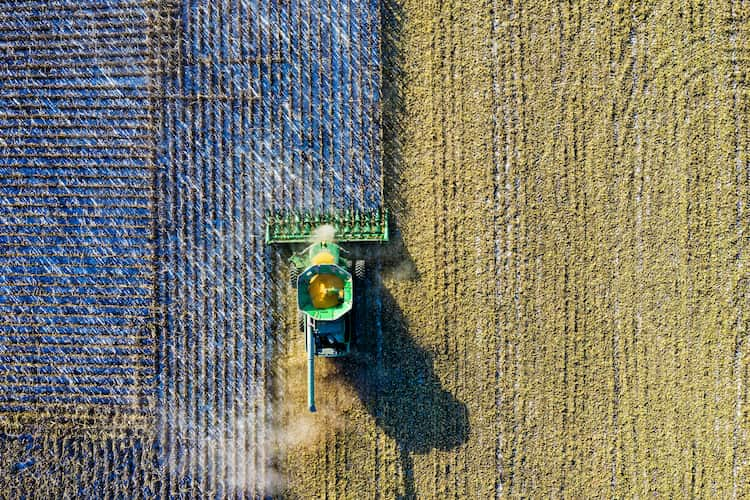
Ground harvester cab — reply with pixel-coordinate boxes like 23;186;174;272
265;209;388;412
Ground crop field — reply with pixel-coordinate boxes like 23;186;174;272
1;0;749;498
366;0;749;497
0;0;381;496
281;0;750;497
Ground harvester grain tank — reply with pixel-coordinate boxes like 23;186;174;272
265;209;388;412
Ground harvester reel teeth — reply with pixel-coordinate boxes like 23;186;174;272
265;208;389;244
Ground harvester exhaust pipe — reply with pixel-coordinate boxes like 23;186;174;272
307;329;316;412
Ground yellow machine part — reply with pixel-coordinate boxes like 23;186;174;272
311;250;335;265
308;273;344;309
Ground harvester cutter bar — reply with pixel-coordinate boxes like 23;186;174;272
265;208;389;244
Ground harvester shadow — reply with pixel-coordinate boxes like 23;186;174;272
340;1;469;497
332;243;469;499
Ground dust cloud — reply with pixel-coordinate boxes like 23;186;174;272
310;224;336;244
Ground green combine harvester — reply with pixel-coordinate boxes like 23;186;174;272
266;209;389;412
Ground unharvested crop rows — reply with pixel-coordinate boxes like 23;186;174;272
1;0;381;497
0;0;158;421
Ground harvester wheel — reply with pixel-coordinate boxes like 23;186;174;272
290;265;299;289
354;260;365;280
298;313;305;333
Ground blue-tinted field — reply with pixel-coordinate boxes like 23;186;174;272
0;0;381;496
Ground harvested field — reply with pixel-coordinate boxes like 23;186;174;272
1;0;749;498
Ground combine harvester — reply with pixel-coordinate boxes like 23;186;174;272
266;209;388;412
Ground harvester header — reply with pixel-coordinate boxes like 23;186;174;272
265;208;389;244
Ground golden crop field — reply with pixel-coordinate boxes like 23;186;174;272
275;0;750;497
